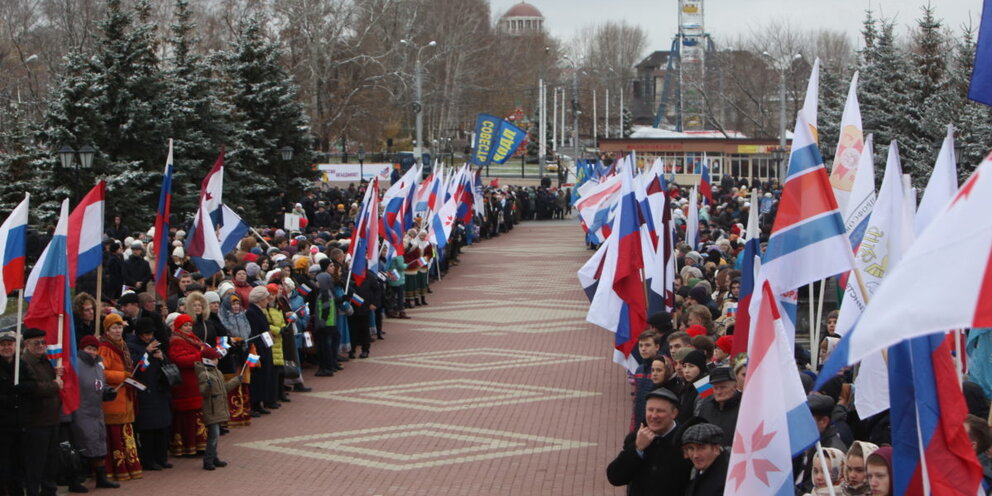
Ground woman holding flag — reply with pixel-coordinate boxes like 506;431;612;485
98;313;143;481
218;292;253;427
72;335;118;490
168;314;213;456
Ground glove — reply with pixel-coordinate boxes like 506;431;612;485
102;387;118;402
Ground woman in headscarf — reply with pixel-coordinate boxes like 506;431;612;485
246;286;277;416
168;314;215;456
99;313;143;481
415;230;434;306
842;441;880;495
219;293;252;427
865;446;893;496
402;229;421;308
803;447;845;496
72;335;118;490
185;291;217;347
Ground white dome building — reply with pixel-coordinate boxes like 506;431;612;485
499;2;545;36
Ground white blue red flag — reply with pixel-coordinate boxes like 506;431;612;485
186;149;226;277
726;281;818;495
24;199;80;414
0;194;29;309
759;111;852;296
218;205;250;255
381;166;419;256
429;196;458;254
698;158;713;205
67;182;104;287
348;176;380;286
693;375;713;399
585;164;646;372
139;352;151;372
732;189;761;356
153;141;174;300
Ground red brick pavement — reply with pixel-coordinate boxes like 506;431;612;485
122;220;629;495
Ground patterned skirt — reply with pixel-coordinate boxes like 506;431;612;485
105;423;143;481
226;380;252;428
170;410;207;456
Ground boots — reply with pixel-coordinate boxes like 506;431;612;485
420;296;428;306
94;466;120;489
398;311;410;319
68;478;89;493
405;299;414;309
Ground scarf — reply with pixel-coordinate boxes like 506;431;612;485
100;335;134;372
219;294;251;340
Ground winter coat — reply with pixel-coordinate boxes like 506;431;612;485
246;304;275;404
191;316;217;350
606;422;693;496
0;357;20;429
697;391;742;447
351;270;382;316
387;256;407;287
71;352;109;458
139;307;171;354
121;254;153;290
98;338;135;425
168;330;206;412
18;352;62;427
685;450;729;496
126;334;171;431
104;253;124;299
263;306;286;366
196;362;241;425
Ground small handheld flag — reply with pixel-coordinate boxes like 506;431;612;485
350;294;365;307
246;353;260;367
694;375;713;399
173;267;186;278
139;352;151;372
286;313;298;324
418;257;429;268
46;345;62;367
297;284;311;297
387;269;401;281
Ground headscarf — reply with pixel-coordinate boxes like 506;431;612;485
219;293;251;340
865;447;894;496
841;441;880;495
317;272;334;301
809;447;845;495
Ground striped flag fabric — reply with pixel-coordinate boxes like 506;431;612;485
246;353;260;368
349;293;365;307
46;344;63;367
67;181;104;287
186;150;226;277
0;194;29;309
139;352;151;372
218;205;250;255
348;175;380;286
153;141;174;301
24;199;80;414
732;189;761;357
694;375;713;399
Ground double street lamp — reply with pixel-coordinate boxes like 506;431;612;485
400;39;437;167
57;145;96;204
761;51;801;180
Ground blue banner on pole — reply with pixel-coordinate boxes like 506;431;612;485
489;119;527;165
969;0;992;106
470;114;501;166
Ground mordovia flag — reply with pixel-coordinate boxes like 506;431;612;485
758;110;852;297
24;200;80;414
429;195;458;254
731;189;762;357
153;141;174;301
816;152;992;382
67;181;105;287
585;164;647;372
829;71;865;214
0;194;29;310
726;281;819;495
186;149;226;277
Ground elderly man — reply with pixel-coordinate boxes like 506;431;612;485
681;423;730;495
0;330;23;495
18;328;63;496
696;367;741;446
607;388;693;495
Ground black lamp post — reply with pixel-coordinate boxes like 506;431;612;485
57;145;96;204
279;146;294;161
358;147;366;181
771;147;786;183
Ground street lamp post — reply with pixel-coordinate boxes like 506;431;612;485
401;39;437;167
57;145;96;204
358;147;366;181
563;55;581;187
762;51;801;180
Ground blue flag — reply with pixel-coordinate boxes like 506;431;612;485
969;0;992;105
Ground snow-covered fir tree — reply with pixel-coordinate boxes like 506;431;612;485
622;107;632;138
217;16;316;225
0;105;36;214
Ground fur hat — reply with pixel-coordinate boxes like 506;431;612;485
103;313;125;331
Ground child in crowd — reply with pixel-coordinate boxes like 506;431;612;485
197;353;243;470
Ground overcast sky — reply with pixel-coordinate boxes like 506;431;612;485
492;0;985;57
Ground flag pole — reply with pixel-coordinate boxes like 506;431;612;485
953;329;964;385
809;282;818;368
249;227;272;249
94;264;103;336
815;277;827;341
14;290;23;385
815;441;839;496
56;313;64;369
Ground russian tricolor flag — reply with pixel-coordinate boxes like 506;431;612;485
429;196;458;254
0;194;29;309
349;293;365;307
24;199;80;415
348;175;380;287
246;353;260;367
698;159;713;205
693;375;713;399
139;352;151;372
153;141;174;301
67;181;105;287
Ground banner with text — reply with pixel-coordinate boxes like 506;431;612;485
317;163;392;182
470;114;527;166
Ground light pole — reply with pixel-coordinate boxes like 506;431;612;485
57;145;96;204
762;51;801;180
400;39;437;167
563;55;581;186
358;146;366;181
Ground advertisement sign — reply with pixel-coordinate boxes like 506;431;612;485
317;163;392;182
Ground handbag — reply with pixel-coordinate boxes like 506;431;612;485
160;358;183;387
282;360;301;379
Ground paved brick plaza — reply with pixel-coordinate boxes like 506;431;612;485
125;219;629;495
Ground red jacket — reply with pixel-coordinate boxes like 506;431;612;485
168;332;205;412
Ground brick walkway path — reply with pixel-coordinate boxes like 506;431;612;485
123;219;628;495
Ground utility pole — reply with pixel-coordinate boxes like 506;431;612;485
401;39;436;166
593;89;597;145
605;89;610;139
539;78;546;178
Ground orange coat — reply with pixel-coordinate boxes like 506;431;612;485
98;341;135;425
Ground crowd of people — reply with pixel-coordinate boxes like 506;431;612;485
0;178;535;496
605;174;992;495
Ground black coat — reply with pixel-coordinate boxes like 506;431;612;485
121;254;153;290
246;305;275;404
0;357;20;429
18;352;61;427
351;270;382;316
685;450;729;496
126;334;172;431
140;308;171;355
104;253;124;299
697;391;741;447
607;423;693;496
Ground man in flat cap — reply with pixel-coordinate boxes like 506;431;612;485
681;423;729;495
0;329;23;495
18;328;63;496
696;366;741;447
607;388;693;495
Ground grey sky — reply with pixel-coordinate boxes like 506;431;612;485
492;0;985;58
